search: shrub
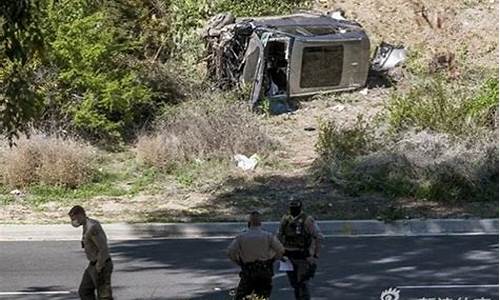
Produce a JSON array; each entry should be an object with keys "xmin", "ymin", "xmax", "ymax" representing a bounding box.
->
[
  {"xmin": 0, "ymin": 133, "xmax": 97, "ymax": 188},
  {"xmin": 136, "ymin": 132, "xmax": 181, "ymax": 172},
  {"xmin": 465, "ymin": 76, "xmax": 499, "ymax": 128},
  {"xmin": 316, "ymin": 128, "xmax": 498, "ymax": 203},
  {"xmin": 24, "ymin": 0, "xmax": 179, "ymax": 143},
  {"xmin": 387, "ymin": 74, "xmax": 499, "ymax": 135},
  {"xmin": 2, "ymin": 0, "xmax": 310, "ymax": 144},
  {"xmin": 214, "ymin": 0, "xmax": 307, "ymax": 17},
  {"xmin": 316, "ymin": 115, "xmax": 376, "ymax": 160},
  {"xmin": 135, "ymin": 92, "xmax": 275, "ymax": 171},
  {"xmin": 168, "ymin": 0, "xmax": 310, "ymax": 68}
]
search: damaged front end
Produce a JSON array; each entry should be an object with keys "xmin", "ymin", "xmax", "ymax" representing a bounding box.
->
[{"xmin": 202, "ymin": 11, "xmax": 406, "ymax": 108}]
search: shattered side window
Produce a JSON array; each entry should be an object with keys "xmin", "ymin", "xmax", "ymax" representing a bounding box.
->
[{"xmin": 300, "ymin": 45, "xmax": 343, "ymax": 88}]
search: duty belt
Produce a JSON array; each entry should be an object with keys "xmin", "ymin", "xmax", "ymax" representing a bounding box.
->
[
  {"xmin": 90, "ymin": 257, "xmax": 111, "ymax": 266},
  {"xmin": 285, "ymin": 249, "xmax": 310, "ymax": 259},
  {"xmin": 242, "ymin": 259, "xmax": 273, "ymax": 271}
]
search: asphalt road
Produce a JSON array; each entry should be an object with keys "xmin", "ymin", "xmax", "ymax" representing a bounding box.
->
[{"xmin": 0, "ymin": 235, "xmax": 498, "ymax": 300}]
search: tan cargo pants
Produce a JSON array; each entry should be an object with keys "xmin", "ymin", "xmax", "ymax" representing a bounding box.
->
[{"xmin": 78, "ymin": 259, "xmax": 113, "ymax": 300}]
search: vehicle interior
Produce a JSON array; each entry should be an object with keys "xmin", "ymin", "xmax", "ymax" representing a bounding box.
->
[{"xmin": 265, "ymin": 39, "xmax": 288, "ymax": 98}]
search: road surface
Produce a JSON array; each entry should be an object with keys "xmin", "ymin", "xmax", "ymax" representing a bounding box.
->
[{"xmin": 0, "ymin": 235, "xmax": 498, "ymax": 299}]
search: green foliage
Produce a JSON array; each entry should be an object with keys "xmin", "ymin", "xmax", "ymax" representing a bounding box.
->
[
  {"xmin": 169, "ymin": 0, "xmax": 310, "ymax": 60},
  {"xmin": 171, "ymin": 159, "xmax": 232, "ymax": 191},
  {"xmin": 320, "ymin": 145, "xmax": 498, "ymax": 204},
  {"xmin": 214, "ymin": 0, "xmax": 307, "ymax": 17},
  {"xmin": 317, "ymin": 132, "xmax": 498, "ymax": 203},
  {"xmin": 403, "ymin": 47, "xmax": 427, "ymax": 75},
  {"xmin": 1, "ymin": 0, "xmax": 309, "ymax": 144},
  {"xmin": 316, "ymin": 115, "xmax": 374, "ymax": 160},
  {"xmin": 465, "ymin": 76, "xmax": 499, "ymax": 127},
  {"xmin": 40, "ymin": 1, "xmax": 160, "ymax": 142},
  {"xmin": 258, "ymin": 98, "xmax": 272, "ymax": 117},
  {"xmin": 0, "ymin": 0, "xmax": 177, "ymax": 144},
  {"xmin": 0, "ymin": 0, "xmax": 45, "ymax": 144},
  {"xmin": 170, "ymin": 0, "xmax": 211, "ymax": 48},
  {"xmin": 388, "ymin": 73, "xmax": 499, "ymax": 135},
  {"xmin": 26, "ymin": 181, "xmax": 128, "ymax": 205},
  {"xmin": 315, "ymin": 107, "xmax": 498, "ymax": 203}
]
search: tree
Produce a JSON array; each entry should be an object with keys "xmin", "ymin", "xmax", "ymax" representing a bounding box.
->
[{"xmin": 0, "ymin": 0, "xmax": 44, "ymax": 145}]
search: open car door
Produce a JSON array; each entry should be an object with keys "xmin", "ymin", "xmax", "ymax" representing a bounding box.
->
[{"xmin": 241, "ymin": 32, "xmax": 267, "ymax": 107}]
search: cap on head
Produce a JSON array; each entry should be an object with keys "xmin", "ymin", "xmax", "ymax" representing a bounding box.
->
[
  {"xmin": 289, "ymin": 199, "xmax": 303, "ymax": 209},
  {"xmin": 68, "ymin": 205, "xmax": 86, "ymax": 217},
  {"xmin": 289, "ymin": 199, "xmax": 303, "ymax": 217},
  {"xmin": 248, "ymin": 211, "xmax": 261, "ymax": 227}
]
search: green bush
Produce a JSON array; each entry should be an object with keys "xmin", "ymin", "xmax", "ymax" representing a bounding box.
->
[
  {"xmin": 387, "ymin": 73, "xmax": 499, "ymax": 135},
  {"xmin": 0, "ymin": 1, "xmax": 45, "ymax": 144},
  {"xmin": 214, "ymin": 0, "xmax": 307, "ymax": 17},
  {"xmin": 465, "ymin": 76, "xmax": 499, "ymax": 127},
  {"xmin": 316, "ymin": 115, "xmax": 375, "ymax": 160},
  {"xmin": 38, "ymin": 1, "xmax": 168, "ymax": 143},
  {"xmin": 2, "ymin": 0, "xmax": 310, "ymax": 144},
  {"xmin": 168, "ymin": 0, "xmax": 309, "ymax": 53}
]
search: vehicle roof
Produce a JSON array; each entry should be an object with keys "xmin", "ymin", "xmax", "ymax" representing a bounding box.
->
[{"xmin": 236, "ymin": 13, "xmax": 365, "ymax": 40}]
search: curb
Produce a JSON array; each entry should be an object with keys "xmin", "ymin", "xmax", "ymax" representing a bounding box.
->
[{"xmin": 0, "ymin": 219, "xmax": 498, "ymax": 241}]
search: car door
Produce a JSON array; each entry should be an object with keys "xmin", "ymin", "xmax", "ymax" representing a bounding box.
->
[{"xmin": 241, "ymin": 32, "xmax": 269, "ymax": 107}]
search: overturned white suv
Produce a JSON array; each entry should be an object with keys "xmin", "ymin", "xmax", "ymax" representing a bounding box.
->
[{"xmin": 202, "ymin": 11, "xmax": 406, "ymax": 107}]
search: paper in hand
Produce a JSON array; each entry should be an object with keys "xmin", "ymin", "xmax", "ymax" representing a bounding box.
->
[{"xmin": 279, "ymin": 260, "xmax": 294, "ymax": 272}]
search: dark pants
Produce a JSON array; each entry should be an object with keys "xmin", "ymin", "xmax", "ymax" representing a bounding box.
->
[
  {"xmin": 286, "ymin": 258, "xmax": 316, "ymax": 300},
  {"xmin": 235, "ymin": 260, "xmax": 274, "ymax": 300},
  {"xmin": 78, "ymin": 259, "xmax": 113, "ymax": 300}
]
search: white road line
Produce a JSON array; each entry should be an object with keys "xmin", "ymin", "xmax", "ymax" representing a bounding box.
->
[
  {"xmin": 0, "ymin": 291, "xmax": 72, "ymax": 295},
  {"xmin": 398, "ymin": 284, "xmax": 499, "ymax": 289}
]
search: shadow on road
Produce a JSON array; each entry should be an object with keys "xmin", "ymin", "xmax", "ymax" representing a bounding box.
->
[{"xmin": 110, "ymin": 235, "xmax": 498, "ymax": 300}]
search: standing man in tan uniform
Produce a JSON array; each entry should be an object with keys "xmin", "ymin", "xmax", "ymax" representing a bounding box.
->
[
  {"xmin": 278, "ymin": 200, "xmax": 323, "ymax": 300},
  {"xmin": 69, "ymin": 205, "xmax": 113, "ymax": 300},
  {"xmin": 227, "ymin": 211, "xmax": 285, "ymax": 300}
]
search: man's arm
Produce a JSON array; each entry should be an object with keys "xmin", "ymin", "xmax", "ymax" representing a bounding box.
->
[
  {"xmin": 306, "ymin": 217, "xmax": 323, "ymax": 258},
  {"xmin": 89, "ymin": 226, "xmax": 109, "ymax": 272},
  {"xmin": 226, "ymin": 238, "xmax": 241, "ymax": 265},
  {"xmin": 270, "ymin": 234, "xmax": 285, "ymax": 260},
  {"xmin": 277, "ymin": 216, "xmax": 286, "ymax": 244}
]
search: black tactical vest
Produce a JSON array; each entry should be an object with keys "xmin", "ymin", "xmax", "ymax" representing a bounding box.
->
[{"xmin": 281, "ymin": 213, "xmax": 312, "ymax": 250}]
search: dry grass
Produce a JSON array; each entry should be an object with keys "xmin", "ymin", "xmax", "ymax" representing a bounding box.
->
[
  {"xmin": 317, "ymin": 125, "xmax": 498, "ymax": 203},
  {"xmin": 0, "ymin": 133, "xmax": 97, "ymax": 188},
  {"xmin": 136, "ymin": 92, "xmax": 275, "ymax": 170}
]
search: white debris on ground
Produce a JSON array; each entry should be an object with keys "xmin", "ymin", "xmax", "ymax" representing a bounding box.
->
[
  {"xmin": 9, "ymin": 189, "xmax": 23, "ymax": 197},
  {"xmin": 333, "ymin": 104, "xmax": 345, "ymax": 112},
  {"xmin": 234, "ymin": 154, "xmax": 260, "ymax": 171}
]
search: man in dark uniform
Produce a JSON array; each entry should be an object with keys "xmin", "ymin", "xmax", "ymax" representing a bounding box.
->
[
  {"xmin": 278, "ymin": 200, "xmax": 323, "ymax": 300},
  {"xmin": 69, "ymin": 205, "xmax": 113, "ymax": 300},
  {"xmin": 227, "ymin": 211, "xmax": 285, "ymax": 300}
]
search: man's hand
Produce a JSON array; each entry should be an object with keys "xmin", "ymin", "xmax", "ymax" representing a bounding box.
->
[
  {"xmin": 306, "ymin": 256, "xmax": 317, "ymax": 265},
  {"xmin": 96, "ymin": 270, "xmax": 105, "ymax": 285},
  {"xmin": 280, "ymin": 256, "xmax": 289, "ymax": 262},
  {"xmin": 96, "ymin": 263, "xmax": 103, "ymax": 274}
]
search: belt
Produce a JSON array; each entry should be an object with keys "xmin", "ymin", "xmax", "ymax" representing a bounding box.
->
[
  {"xmin": 285, "ymin": 250, "xmax": 310, "ymax": 259},
  {"xmin": 242, "ymin": 259, "xmax": 274, "ymax": 270},
  {"xmin": 90, "ymin": 257, "xmax": 111, "ymax": 265}
]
